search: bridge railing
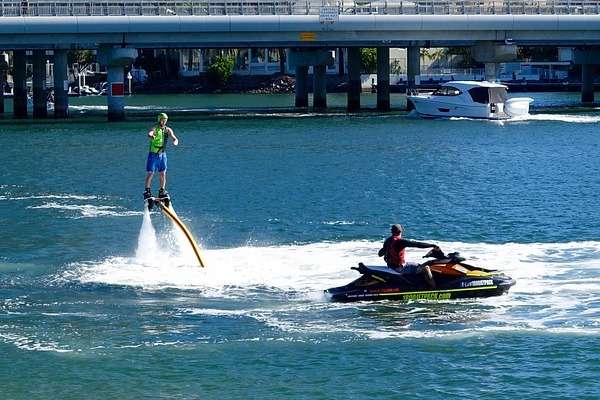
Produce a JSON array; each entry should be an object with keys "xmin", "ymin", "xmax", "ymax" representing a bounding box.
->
[{"xmin": 2, "ymin": 1, "xmax": 600, "ymax": 17}]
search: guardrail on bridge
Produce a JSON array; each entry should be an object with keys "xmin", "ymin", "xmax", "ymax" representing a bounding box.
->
[{"xmin": 3, "ymin": 1, "xmax": 600, "ymax": 17}]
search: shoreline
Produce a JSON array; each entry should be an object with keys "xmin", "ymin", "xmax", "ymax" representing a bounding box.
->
[{"xmin": 132, "ymin": 74, "xmax": 600, "ymax": 95}]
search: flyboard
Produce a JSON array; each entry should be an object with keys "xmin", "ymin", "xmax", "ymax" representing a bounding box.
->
[{"xmin": 146, "ymin": 196, "xmax": 207, "ymax": 268}]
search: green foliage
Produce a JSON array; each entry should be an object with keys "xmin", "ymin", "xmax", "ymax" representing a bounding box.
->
[
  {"xmin": 390, "ymin": 59, "xmax": 403, "ymax": 74},
  {"xmin": 440, "ymin": 47, "xmax": 478, "ymax": 68},
  {"xmin": 206, "ymin": 54, "xmax": 235, "ymax": 86},
  {"xmin": 360, "ymin": 48, "xmax": 377, "ymax": 74},
  {"xmin": 517, "ymin": 47, "xmax": 558, "ymax": 62},
  {"xmin": 68, "ymin": 50, "xmax": 94, "ymax": 66}
]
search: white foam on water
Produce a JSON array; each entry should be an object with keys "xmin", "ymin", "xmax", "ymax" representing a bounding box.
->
[
  {"xmin": 321, "ymin": 220, "xmax": 364, "ymax": 226},
  {"xmin": 65, "ymin": 239, "xmax": 600, "ymax": 293},
  {"xmin": 506, "ymin": 113, "xmax": 600, "ymax": 124},
  {"xmin": 445, "ymin": 113, "xmax": 600, "ymax": 124},
  {"xmin": 135, "ymin": 208, "xmax": 160, "ymax": 264},
  {"xmin": 0, "ymin": 329, "xmax": 73, "ymax": 353},
  {"xmin": 1, "ymin": 194, "xmax": 98, "ymax": 201},
  {"xmin": 27, "ymin": 202, "xmax": 141, "ymax": 218},
  {"xmin": 56, "ymin": 235, "xmax": 600, "ymax": 337}
]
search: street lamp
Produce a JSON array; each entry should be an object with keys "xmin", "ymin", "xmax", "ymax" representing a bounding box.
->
[{"xmin": 127, "ymin": 71, "xmax": 132, "ymax": 95}]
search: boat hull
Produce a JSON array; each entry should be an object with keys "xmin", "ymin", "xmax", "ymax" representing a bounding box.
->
[
  {"xmin": 325, "ymin": 270, "xmax": 515, "ymax": 302},
  {"xmin": 408, "ymin": 96, "xmax": 507, "ymax": 119}
]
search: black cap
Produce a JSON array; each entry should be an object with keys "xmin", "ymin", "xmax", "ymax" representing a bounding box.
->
[{"xmin": 391, "ymin": 224, "xmax": 403, "ymax": 232}]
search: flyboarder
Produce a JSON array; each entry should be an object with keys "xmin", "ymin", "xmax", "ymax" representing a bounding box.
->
[{"xmin": 143, "ymin": 112, "xmax": 178, "ymax": 206}]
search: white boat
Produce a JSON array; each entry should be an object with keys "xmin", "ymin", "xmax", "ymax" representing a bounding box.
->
[{"xmin": 407, "ymin": 81, "xmax": 533, "ymax": 119}]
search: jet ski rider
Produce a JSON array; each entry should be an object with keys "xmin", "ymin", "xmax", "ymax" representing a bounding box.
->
[{"xmin": 378, "ymin": 224, "xmax": 438, "ymax": 288}]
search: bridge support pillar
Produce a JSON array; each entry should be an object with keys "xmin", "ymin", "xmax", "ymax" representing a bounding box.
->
[
  {"xmin": 288, "ymin": 48, "xmax": 334, "ymax": 109},
  {"xmin": 338, "ymin": 48, "xmax": 345, "ymax": 77},
  {"xmin": 313, "ymin": 64, "xmax": 327, "ymax": 109},
  {"xmin": 0, "ymin": 54, "xmax": 8, "ymax": 114},
  {"xmin": 53, "ymin": 50, "xmax": 69, "ymax": 118},
  {"xmin": 573, "ymin": 48, "xmax": 600, "ymax": 105},
  {"xmin": 99, "ymin": 47, "xmax": 138, "ymax": 121},
  {"xmin": 472, "ymin": 42, "xmax": 518, "ymax": 82},
  {"xmin": 484, "ymin": 63, "xmax": 498, "ymax": 82},
  {"xmin": 295, "ymin": 66, "xmax": 309, "ymax": 107},
  {"xmin": 13, "ymin": 50, "xmax": 28, "ymax": 119},
  {"xmin": 377, "ymin": 47, "xmax": 390, "ymax": 111},
  {"xmin": 32, "ymin": 50, "xmax": 48, "ymax": 119},
  {"xmin": 407, "ymin": 46, "xmax": 420, "ymax": 92},
  {"xmin": 347, "ymin": 47, "xmax": 361, "ymax": 111},
  {"xmin": 581, "ymin": 64, "xmax": 595, "ymax": 104},
  {"xmin": 107, "ymin": 65, "xmax": 126, "ymax": 121}
]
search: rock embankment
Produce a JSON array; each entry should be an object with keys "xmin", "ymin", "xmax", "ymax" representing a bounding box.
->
[{"xmin": 246, "ymin": 76, "xmax": 295, "ymax": 94}]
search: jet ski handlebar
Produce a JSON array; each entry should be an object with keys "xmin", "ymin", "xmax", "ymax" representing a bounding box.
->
[
  {"xmin": 423, "ymin": 247, "xmax": 446, "ymax": 259},
  {"xmin": 423, "ymin": 248, "xmax": 466, "ymax": 262}
]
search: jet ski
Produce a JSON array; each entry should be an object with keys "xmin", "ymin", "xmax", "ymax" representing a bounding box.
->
[{"xmin": 325, "ymin": 248, "xmax": 515, "ymax": 302}]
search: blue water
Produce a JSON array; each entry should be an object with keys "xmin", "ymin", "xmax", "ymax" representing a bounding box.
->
[{"xmin": 1, "ymin": 94, "xmax": 599, "ymax": 399}]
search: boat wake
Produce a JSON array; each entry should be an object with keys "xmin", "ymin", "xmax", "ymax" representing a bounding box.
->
[
  {"xmin": 51, "ymin": 215, "xmax": 600, "ymax": 333},
  {"xmin": 507, "ymin": 113, "xmax": 600, "ymax": 123},
  {"xmin": 27, "ymin": 202, "xmax": 141, "ymax": 218},
  {"xmin": 0, "ymin": 189, "xmax": 140, "ymax": 219},
  {"xmin": 446, "ymin": 113, "xmax": 600, "ymax": 124},
  {"xmin": 3, "ymin": 222, "xmax": 596, "ymax": 353}
]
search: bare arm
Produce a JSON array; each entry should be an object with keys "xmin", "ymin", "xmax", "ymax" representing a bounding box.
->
[
  {"xmin": 168, "ymin": 127, "xmax": 179, "ymax": 146},
  {"xmin": 147, "ymin": 128, "xmax": 155, "ymax": 138}
]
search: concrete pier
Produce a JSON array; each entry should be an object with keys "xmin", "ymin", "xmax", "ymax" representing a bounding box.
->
[
  {"xmin": 107, "ymin": 65, "xmax": 125, "ymax": 121},
  {"xmin": 288, "ymin": 48, "xmax": 333, "ymax": 109},
  {"xmin": 377, "ymin": 47, "xmax": 390, "ymax": 111},
  {"xmin": 32, "ymin": 50, "xmax": 48, "ymax": 118},
  {"xmin": 295, "ymin": 65, "xmax": 309, "ymax": 107},
  {"xmin": 99, "ymin": 47, "xmax": 138, "ymax": 121},
  {"xmin": 313, "ymin": 64, "xmax": 327, "ymax": 109},
  {"xmin": 338, "ymin": 48, "xmax": 345, "ymax": 77},
  {"xmin": 484, "ymin": 63, "xmax": 498, "ymax": 82},
  {"xmin": 347, "ymin": 47, "xmax": 361, "ymax": 111},
  {"xmin": 472, "ymin": 42, "xmax": 518, "ymax": 82},
  {"xmin": 0, "ymin": 55, "xmax": 7, "ymax": 114},
  {"xmin": 407, "ymin": 46, "xmax": 420, "ymax": 92},
  {"xmin": 279, "ymin": 49, "xmax": 286, "ymax": 75},
  {"xmin": 53, "ymin": 50, "xmax": 69, "ymax": 118},
  {"xmin": 581, "ymin": 63, "xmax": 595, "ymax": 104},
  {"xmin": 0, "ymin": 72, "xmax": 3, "ymax": 114},
  {"xmin": 573, "ymin": 48, "xmax": 600, "ymax": 104},
  {"xmin": 13, "ymin": 50, "xmax": 28, "ymax": 118}
]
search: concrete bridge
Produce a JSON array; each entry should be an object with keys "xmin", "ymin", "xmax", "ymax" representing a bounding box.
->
[{"xmin": 2, "ymin": 0, "xmax": 600, "ymax": 119}]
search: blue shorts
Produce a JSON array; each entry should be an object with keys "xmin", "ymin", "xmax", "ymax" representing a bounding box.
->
[{"xmin": 146, "ymin": 152, "xmax": 167, "ymax": 172}]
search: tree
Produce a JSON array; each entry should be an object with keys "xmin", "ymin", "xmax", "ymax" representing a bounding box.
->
[
  {"xmin": 206, "ymin": 54, "xmax": 234, "ymax": 86},
  {"xmin": 434, "ymin": 47, "xmax": 479, "ymax": 68},
  {"xmin": 360, "ymin": 48, "xmax": 377, "ymax": 74},
  {"xmin": 517, "ymin": 47, "xmax": 558, "ymax": 62},
  {"xmin": 390, "ymin": 59, "xmax": 403, "ymax": 74},
  {"xmin": 68, "ymin": 50, "xmax": 94, "ymax": 73},
  {"xmin": 68, "ymin": 50, "xmax": 93, "ymax": 65},
  {"xmin": 68, "ymin": 50, "xmax": 95, "ymax": 91}
]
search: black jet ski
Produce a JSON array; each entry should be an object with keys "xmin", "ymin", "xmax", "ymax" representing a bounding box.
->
[{"xmin": 325, "ymin": 248, "xmax": 515, "ymax": 302}]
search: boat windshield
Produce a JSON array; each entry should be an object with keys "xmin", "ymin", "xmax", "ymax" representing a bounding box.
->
[
  {"xmin": 489, "ymin": 87, "xmax": 508, "ymax": 103},
  {"xmin": 432, "ymin": 86, "xmax": 461, "ymax": 96},
  {"xmin": 468, "ymin": 87, "xmax": 508, "ymax": 103}
]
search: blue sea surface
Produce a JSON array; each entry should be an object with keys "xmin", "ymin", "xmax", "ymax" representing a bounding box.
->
[{"xmin": 1, "ymin": 93, "xmax": 599, "ymax": 399}]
